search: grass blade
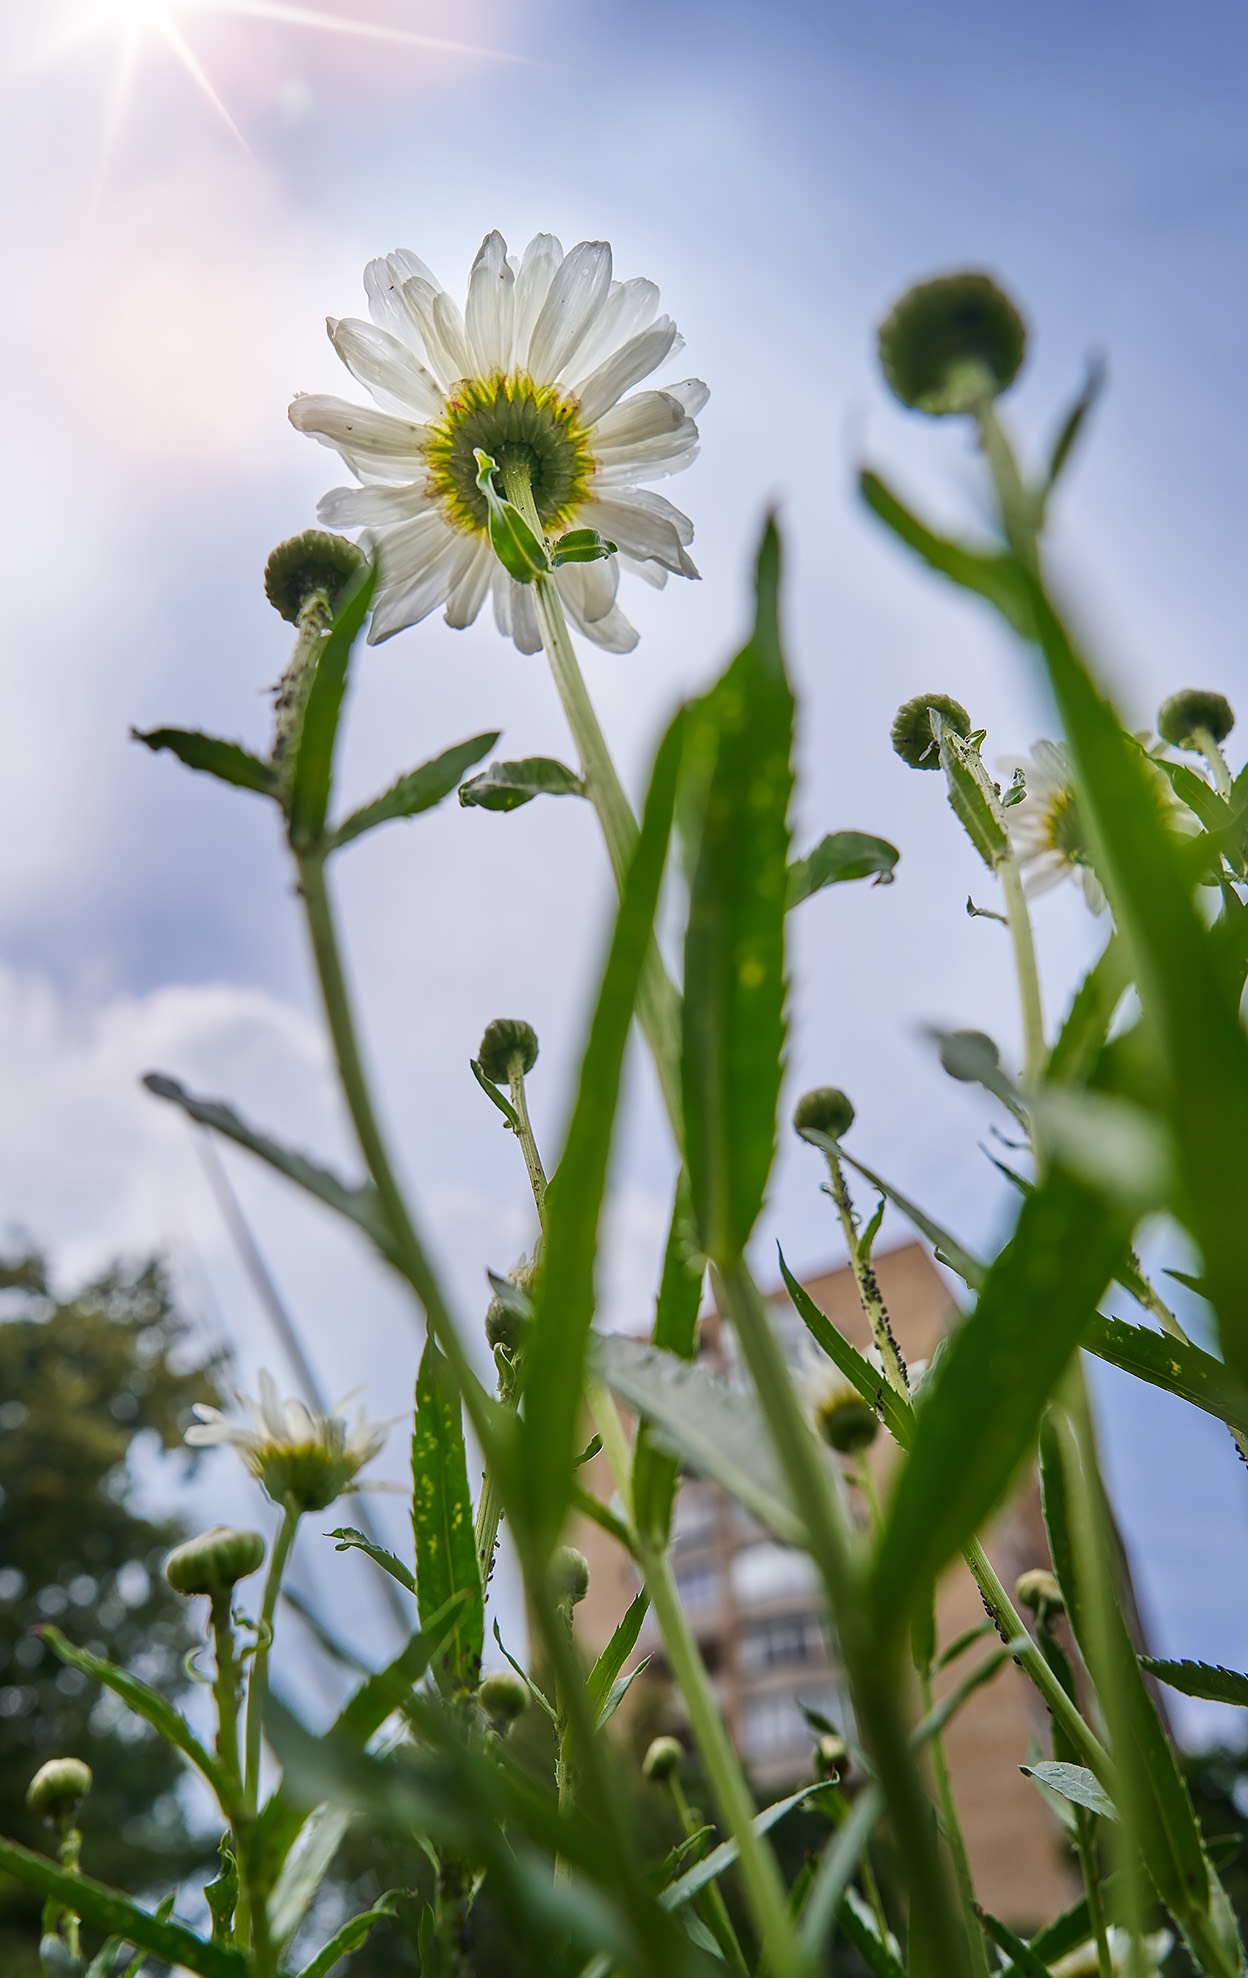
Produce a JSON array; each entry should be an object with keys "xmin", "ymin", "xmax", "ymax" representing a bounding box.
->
[
  {"xmin": 682, "ymin": 520, "xmax": 793, "ymax": 1266},
  {"xmin": 412, "ymin": 1335, "xmax": 484, "ymax": 1687},
  {"xmin": 518, "ymin": 709, "xmax": 686, "ymax": 1547}
]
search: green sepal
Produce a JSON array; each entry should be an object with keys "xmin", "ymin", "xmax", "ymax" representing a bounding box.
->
[
  {"xmin": 131, "ymin": 727, "xmax": 279, "ymax": 799},
  {"xmin": 550, "ymin": 527, "xmax": 618, "ymax": 567},
  {"xmin": 474, "ymin": 449, "xmax": 550, "ymax": 582},
  {"xmin": 936, "ymin": 715, "xmax": 1009, "ymax": 869},
  {"xmin": 458, "ymin": 756, "xmax": 585, "ymax": 812},
  {"xmin": 787, "ymin": 830, "xmax": 899, "ymax": 907}
]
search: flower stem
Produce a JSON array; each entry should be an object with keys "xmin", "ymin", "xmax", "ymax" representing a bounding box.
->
[
  {"xmin": 998, "ymin": 850, "xmax": 1046, "ymax": 1088},
  {"xmin": 961, "ymin": 1537, "xmax": 1109, "ymax": 1777},
  {"xmin": 822, "ymin": 1150, "xmax": 909, "ymax": 1395},
  {"xmin": 295, "ymin": 851, "xmax": 486, "ymax": 1425},
  {"xmin": 918, "ymin": 1660, "xmax": 990, "ymax": 1978},
  {"xmin": 669, "ymin": 1773, "xmax": 751, "ymax": 1974},
  {"xmin": 245, "ymin": 1499, "xmax": 299, "ymax": 1812},
  {"xmin": 498, "ymin": 458, "xmax": 684, "ymax": 1137},
  {"xmin": 712, "ymin": 1258, "xmax": 974, "ymax": 1978},
  {"xmin": 508, "ymin": 1060, "xmax": 547, "ymax": 1222}
]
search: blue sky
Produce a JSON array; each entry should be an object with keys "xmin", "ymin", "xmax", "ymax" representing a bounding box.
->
[{"xmin": 3, "ymin": 0, "xmax": 1247, "ymax": 1743}]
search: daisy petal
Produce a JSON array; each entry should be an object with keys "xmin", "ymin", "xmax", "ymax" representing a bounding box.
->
[
  {"xmin": 465, "ymin": 230, "xmax": 516, "ymax": 377},
  {"xmin": 444, "ymin": 538, "xmax": 493, "ymax": 629},
  {"xmin": 289, "ymin": 394, "xmax": 425, "ymax": 484},
  {"xmin": 399, "ymin": 278, "xmax": 472, "ymax": 392},
  {"xmin": 557, "ymin": 572, "xmax": 639, "ymax": 653},
  {"xmin": 580, "ymin": 490, "xmax": 699, "ymax": 577},
  {"xmin": 317, "ymin": 482, "xmax": 434, "ymax": 529},
  {"xmin": 510, "ymin": 581, "xmax": 543, "ymax": 654},
  {"xmin": 328, "ymin": 317, "xmax": 443, "ymax": 419},
  {"xmin": 566, "ymin": 278, "xmax": 660, "ymax": 385},
  {"xmin": 576, "ymin": 319, "xmax": 683, "ymax": 424},
  {"xmin": 512, "ymin": 234, "xmax": 563, "ymax": 368},
  {"xmin": 363, "ymin": 250, "xmax": 441, "ymax": 346},
  {"xmin": 528, "ymin": 240, "xmax": 613, "ymax": 382},
  {"xmin": 590, "ymin": 389, "xmax": 695, "ymax": 451}
]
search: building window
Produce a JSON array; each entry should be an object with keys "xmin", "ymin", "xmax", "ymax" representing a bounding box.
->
[
  {"xmin": 742, "ymin": 1685, "xmax": 842, "ymax": 1760},
  {"xmin": 732, "ymin": 1541, "xmax": 818, "ymax": 1605},
  {"xmin": 674, "ymin": 1560, "xmax": 719, "ymax": 1610},
  {"xmin": 739, "ymin": 1610, "xmax": 826, "ymax": 1674}
]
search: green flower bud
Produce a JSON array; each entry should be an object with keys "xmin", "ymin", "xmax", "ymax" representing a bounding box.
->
[
  {"xmin": 485, "ymin": 1261, "xmax": 539, "ymax": 1355},
  {"xmin": 474, "ymin": 450, "xmax": 551, "ymax": 583},
  {"xmin": 878, "ymin": 272, "xmax": 1027, "ymax": 416},
  {"xmin": 1015, "ymin": 1568, "xmax": 1064, "ymax": 1615},
  {"xmin": 792, "ymin": 1088, "xmax": 856, "ymax": 1142},
  {"xmin": 165, "ymin": 1526, "xmax": 266, "ymax": 1599},
  {"xmin": 550, "ymin": 1545, "xmax": 589, "ymax": 1607},
  {"xmin": 479, "ymin": 1669, "xmax": 530, "ymax": 1728},
  {"xmin": 26, "ymin": 1758, "xmax": 92, "ymax": 1823},
  {"xmin": 890, "ymin": 693, "xmax": 972, "ymax": 770},
  {"xmin": 813, "ymin": 1383, "xmax": 879, "ymax": 1456},
  {"xmin": 264, "ymin": 531, "xmax": 366, "ymax": 624},
  {"xmin": 477, "ymin": 1018, "xmax": 539, "ymax": 1085},
  {"xmin": 1158, "ymin": 689, "xmax": 1235, "ymax": 751},
  {"xmin": 813, "ymin": 1733, "xmax": 849, "ymax": 1782},
  {"xmin": 642, "ymin": 1735, "xmax": 684, "ymax": 1783}
]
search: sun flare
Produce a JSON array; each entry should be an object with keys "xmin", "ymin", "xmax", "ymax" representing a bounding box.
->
[{"xmin": 34, "ymin": 0, "xmax": 525, "ymax": 195}]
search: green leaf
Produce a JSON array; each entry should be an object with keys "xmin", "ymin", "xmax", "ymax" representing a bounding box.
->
[
  {"xmin": 39, "ymin": 1626, "xmax": 233, "ymax": 1809},
  {"xmin": 936, "ymin": 718, "xmax": 1009, "ymax": 870},
  {"xmin": 585, "ymin": 1590, "xmax": 650, "ymax": 1724},
  {"xmin": 1040, "ymin": 1411, "xmax": 1213, "ymax": 1924},
  {"xmin": 131, "ymin": 727, "xmax": 279, "ymax": 799},
  {"xmin": 269, "ymin": 1802, "xmax": 352, "ymax": 1950},
  {"xmin": 458, "ymin": 756, "xmax": 585, "ymax": 812},
  {"xmin": 1046, "ymin": 934, "xmax": 1132, "ymax": 1088},
  {"xmin": 142, "ymin": 1075, "xmax": 397, "ymax": 1261},
  {"xmin": 412, "ymin": 1335, "xmax": 484, "ymax": 1687},
  {"xmin": 1039, "ymin": 357, "xmax": 1106, "ymax": 507},
  {"xmin": 777, "ymin": 1250, "xmax": 915, "ymax": 1448},
  {"xmin": 835, "ymin": 1888, "xmax": 907, "ymax": 1978},
  {"xmin": 518, "ymin": 710, "xmax": 686, "ymax": 1548},
  {"xmin": 660, "ymin": 1784, "xmax": 824, "ymax": 1910},
  {"xmin": 632, "ymin": 1172, "xmax": 705, "ymax": 1544},
  {"xmin": 1023, "ymin": 578, "xmax": 1248, "ymax": 1402},
  {"xmin": 682, "ymin": 520, "xmax": 793, "ymax": 1265},
  {"xmin": 595, "ymin": 1334, "xmax": 802, "ymax": 1544},
  {"xmin": 978, "ymin": 1909, "xmax": 1056, "ymax": 1977},
  {"xmin": 796, "ymin": 1785, "xmax": 884, "ymax": 1960},
  {"xmin": 787, "ymin": 831, "xmax": 899, "ymax": 908},
  {"xmin": 287, "ymin": 561, "xmax": 376, "ymax": 851},
  {"xmin": 1140, "ymin": 1659, "xmax": 1248, "ymax": 1709},
  {"xmin": 0, "ymin": 1840, "xmax": 246, "ymax": 1978},
  {"xmin": 1020, "ymin": 1761, "xmax": 1117, "ymax": 1821},
  {"xmin": 835, "ymin": 1148, "xmax": 986, "ymax": 1292},
  {"xmin": 597, "ymin": 1658, "xmax": 652, "ymax": 1730},
  {"xmin": 328, "ymin": 731, "xmax": 499, "ymax": 849},
  {"xmin": 330, "ymin": 1527, "xmax": 417, "ymax": 1596},
  {"xmin": 871, "ymin": 1167, "xmax": 1127, "ymax": 1639},
  {"xmin": 254, "ymin": 1594, "xmax": 469, "ymax": 1886},
  {"xmin": 1084, "ymin": 1314, "xmax": 1248, "ymax": 1438},
  {"xmin": 295, "ymin": 1897, "xmax": 399, "ymax": 1977},
  {"xmin": 859, "ymin": 470, "xmax": 1033, "ymax": 636},
  {"xmin": 910, "ymin": 1642, "xmax": 1025, "ymax": 1749}
]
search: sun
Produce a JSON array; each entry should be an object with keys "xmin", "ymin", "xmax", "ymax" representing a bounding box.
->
[{"xmin": 33, "ymin": 0, "xmax": 525, "ymax": 194}]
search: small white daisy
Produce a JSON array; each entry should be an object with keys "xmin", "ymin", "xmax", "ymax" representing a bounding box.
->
[
  {"xmin": 291, "ymin": 231, "xmax": 706, "ymax": 653},
  {"xmin": 187, "ymin": 1370, "xmax": 391, "ymax": 1512},
  {"xmin": 1002, "ymin": 740, "xmax": 1106, "ymax": 913}
]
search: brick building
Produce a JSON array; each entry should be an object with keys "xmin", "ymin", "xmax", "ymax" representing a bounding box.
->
[{"xmin": 574, "ymin": 1240, "xmax": 1078, "ymax": 1926}]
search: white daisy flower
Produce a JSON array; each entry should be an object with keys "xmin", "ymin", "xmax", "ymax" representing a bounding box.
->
[
  {"xmin": 1002, "ymin": 740, "xmax": 1107, "ymax": 914},
  {"xmin": 186, "ymin": 1370, "xmax": 392, "ymax": 1512},
  {"xmin": 290, "ymin": 230, "xmax": 706, "ymax": 653}
]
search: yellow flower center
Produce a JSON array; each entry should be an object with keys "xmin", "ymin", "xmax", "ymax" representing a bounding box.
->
[{"xmin": 423, "ymin": 373, "xmax": 594, "ymax": 534}]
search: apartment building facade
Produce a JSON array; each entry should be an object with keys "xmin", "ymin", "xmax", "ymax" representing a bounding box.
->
[{"xmin": 574, "ymin": 1240, "xmax": 1078, "ymax": 1926}]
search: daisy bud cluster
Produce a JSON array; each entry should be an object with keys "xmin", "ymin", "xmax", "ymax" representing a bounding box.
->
[
  {"xmin": 165, "ymin": 1526, "xmax": 266, "ymax": 1599},
  {"xmin": 890, "ymin": 693, "xmax": 972, "ymax": 770},
  {"xmin": 1158, "ymin": 689, "xmax": 1235, "ymax": 751},
  {"xmin": 479, "ymin": 1669, "xmax": 529, "ymax": 1730},
  {"xmin": 792, "ymin": 1087, "xmax": 856, "ymax": 1142},
  {"xmin": 642, "ymin": 1735, "xmax": 683, "ymax": 1783},
  {"xmin": 477, "ymin": 1017, "xmax": 539, "ymax": 1085}
]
